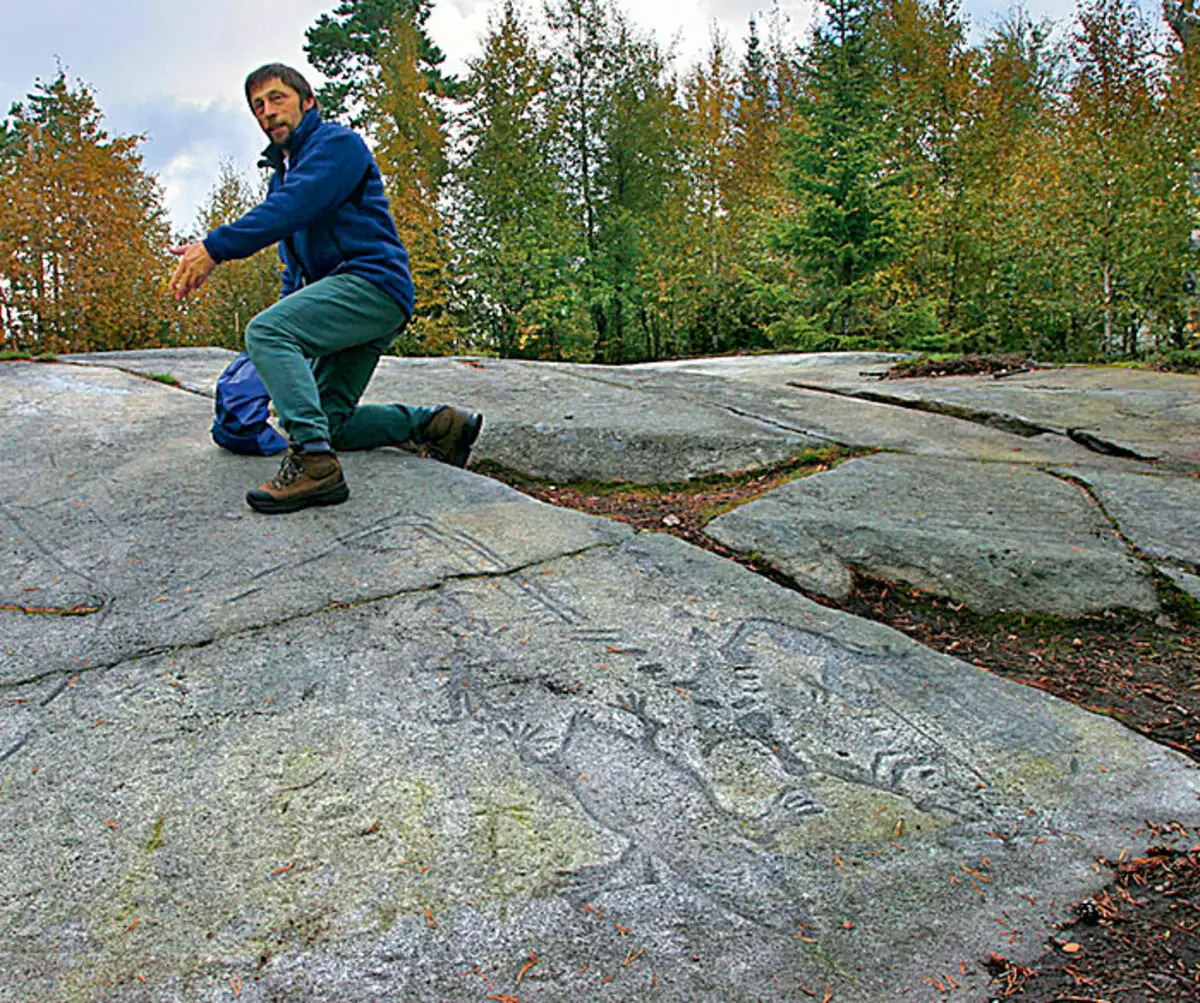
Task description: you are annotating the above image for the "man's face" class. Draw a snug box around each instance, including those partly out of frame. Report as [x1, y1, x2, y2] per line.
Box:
[249, 78, 314, 148]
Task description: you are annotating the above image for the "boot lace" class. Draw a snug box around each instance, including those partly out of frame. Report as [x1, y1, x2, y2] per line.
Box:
[270, 449, 305, 489]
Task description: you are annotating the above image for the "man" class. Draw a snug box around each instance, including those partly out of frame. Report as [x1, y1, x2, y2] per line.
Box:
[169, 63, 481, 514]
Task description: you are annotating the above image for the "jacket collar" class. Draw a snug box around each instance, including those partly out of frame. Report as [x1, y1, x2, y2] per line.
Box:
[257, 107, 323, 172]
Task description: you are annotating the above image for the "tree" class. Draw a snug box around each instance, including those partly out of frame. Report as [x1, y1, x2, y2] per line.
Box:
[177, 160, 281, 349]
[779, 0, 904, 342]
[1164, 0, 1200, 347]
[0, 72, 174, 353]
[544, 0, 684, 362]
[305, 0, 450, 125]
[675, 29, 741, 355]
[724, 16, 805, 351]
[451, 0, 588, 359]
[1059, 0, 1177, 356]
[876, 0, 977, 342]
[590, 19, 683, 362]
[367, 10, 457, 353]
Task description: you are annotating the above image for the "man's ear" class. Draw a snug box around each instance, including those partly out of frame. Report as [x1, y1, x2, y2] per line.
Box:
[303, 96, 316, 113]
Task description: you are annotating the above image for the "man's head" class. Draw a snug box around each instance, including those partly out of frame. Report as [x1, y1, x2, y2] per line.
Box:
[244, 63, 316, 148]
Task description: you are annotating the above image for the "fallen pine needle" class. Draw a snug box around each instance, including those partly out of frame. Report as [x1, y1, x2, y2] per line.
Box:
[487, 995, 519, 1003]
[623, 947, 645, 966]
[125, 917, 139, 932]
[515, 952, 539, 986]
[425, 907, 438, 929]
[272, 863, 294, 876]
[822, 988, 833, 1003]
[228, 973, 242, 997]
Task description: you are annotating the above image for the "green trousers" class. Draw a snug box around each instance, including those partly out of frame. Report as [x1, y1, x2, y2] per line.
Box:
[244, 274, 435, 450]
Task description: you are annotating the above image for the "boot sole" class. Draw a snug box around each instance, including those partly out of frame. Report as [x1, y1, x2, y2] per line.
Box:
[246, 481, 350, 514]
[430, 412, 484, 468]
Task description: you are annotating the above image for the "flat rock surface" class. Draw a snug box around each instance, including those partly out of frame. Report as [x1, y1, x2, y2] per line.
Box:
[1060, 468, 1200, 568]
[2, 356, 1198, 1002]
[774, 363, 1200, 471]
[706, 453, 1159, 615]
[66, 349, 1168, 476]
[63, 351, 819, 484]
[0, 363, 628, 685]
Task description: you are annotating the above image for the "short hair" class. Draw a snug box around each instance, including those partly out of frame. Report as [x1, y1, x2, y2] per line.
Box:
[244, 63, 316, 108]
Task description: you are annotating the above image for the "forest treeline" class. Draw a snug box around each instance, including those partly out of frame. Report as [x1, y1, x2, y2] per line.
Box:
[1, 0, 1198, 364]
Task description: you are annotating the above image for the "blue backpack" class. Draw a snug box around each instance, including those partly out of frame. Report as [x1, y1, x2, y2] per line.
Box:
[211, 352, 288, 456]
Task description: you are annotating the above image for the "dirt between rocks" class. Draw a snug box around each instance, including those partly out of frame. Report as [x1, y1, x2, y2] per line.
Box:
[478, 458, 1200, 1003]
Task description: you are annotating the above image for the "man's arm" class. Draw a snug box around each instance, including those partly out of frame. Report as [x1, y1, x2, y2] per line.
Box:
[204, 129, 371, 265]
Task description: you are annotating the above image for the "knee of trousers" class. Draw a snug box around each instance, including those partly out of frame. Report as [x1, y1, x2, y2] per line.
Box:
[244, 312, 294, 354]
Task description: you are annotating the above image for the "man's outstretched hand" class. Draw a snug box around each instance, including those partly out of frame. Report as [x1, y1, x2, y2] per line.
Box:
[168, 242, 217, 300]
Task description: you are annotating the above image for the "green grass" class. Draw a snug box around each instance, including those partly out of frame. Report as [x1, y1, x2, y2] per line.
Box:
[145, 372, 180, 386]
[0, 350, 57, 362]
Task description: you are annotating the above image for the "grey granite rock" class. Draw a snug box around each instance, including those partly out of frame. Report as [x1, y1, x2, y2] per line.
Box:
[3, 352, 1194, 1002]
[707, 453, 1159, 614]
[1, 533, 1195, 1002]
[1060, 468, 1200, 568]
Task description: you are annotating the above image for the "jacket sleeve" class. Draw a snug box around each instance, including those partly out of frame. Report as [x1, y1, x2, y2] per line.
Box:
[203, 128, 371, 264]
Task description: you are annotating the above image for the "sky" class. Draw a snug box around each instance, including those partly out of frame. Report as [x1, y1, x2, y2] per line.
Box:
[0, 0, 1088, 236]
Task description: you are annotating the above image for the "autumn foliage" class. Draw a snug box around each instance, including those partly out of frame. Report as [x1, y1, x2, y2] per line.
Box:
[2, 0, 1198, 363]
[0, 73, 174, 354]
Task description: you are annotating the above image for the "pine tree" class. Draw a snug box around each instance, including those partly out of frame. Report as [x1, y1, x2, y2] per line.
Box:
[0, 72, 174, 353]
[305, 0, 450, 125]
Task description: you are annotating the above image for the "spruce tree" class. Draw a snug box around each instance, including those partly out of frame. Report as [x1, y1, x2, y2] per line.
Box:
[779, 0, 904, 343]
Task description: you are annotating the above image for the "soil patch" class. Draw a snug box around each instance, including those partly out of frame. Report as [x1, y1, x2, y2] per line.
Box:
[882, 353, 1040, 379]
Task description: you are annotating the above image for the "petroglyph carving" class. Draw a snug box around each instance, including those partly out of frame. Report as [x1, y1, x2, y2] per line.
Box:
[497, 697, 810, 930]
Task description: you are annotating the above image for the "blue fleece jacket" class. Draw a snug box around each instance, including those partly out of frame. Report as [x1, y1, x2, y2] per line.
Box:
[203, 109, 415, 319]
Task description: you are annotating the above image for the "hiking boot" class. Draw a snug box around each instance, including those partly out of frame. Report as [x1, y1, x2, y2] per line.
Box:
[422, 406, 483, 468]
[246, 444, 349, 514]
